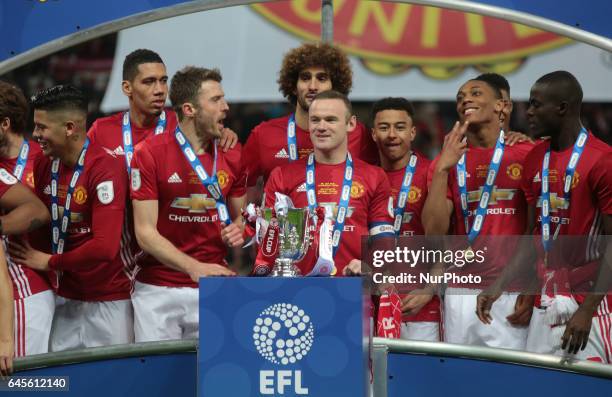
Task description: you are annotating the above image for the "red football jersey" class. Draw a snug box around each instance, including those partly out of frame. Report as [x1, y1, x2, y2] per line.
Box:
[428, 141, 535, 288]
[385, 153, 440, 322]
[87, 110, 179, 156]
[130, 132, 246, 288]
[522, 133, 612, 300]
[264, 157, 394, 275]
[0, 141, 52, 299]
[32, 142, 130, 301]
[87, 110, 178, 279]
[386, 153, 431, 237]
[244, 115, 379, 187]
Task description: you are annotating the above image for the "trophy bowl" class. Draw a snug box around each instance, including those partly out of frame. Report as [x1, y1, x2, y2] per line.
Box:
[269, 207, 313, 277]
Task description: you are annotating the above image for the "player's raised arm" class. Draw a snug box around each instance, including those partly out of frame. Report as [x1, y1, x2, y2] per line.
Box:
[422, 121, 468, 235]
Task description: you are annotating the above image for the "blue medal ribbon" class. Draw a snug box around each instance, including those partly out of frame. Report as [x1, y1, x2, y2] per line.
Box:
[50, 138, 89, 254]
[541, 128, 588, 253]
[305, 153, 353, 257]
[457, 130, 505, 244]
[174, 127, 230, 225]
[13, 139, 30, 181]
[287, 114, 298, 162]
[393, 153, 418, 235]
[122, 110, 166, 174]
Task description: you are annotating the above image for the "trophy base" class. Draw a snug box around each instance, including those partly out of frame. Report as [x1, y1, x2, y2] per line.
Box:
[270, 259, 302, 277]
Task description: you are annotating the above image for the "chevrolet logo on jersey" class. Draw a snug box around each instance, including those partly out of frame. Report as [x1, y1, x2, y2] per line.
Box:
[58, 207, 84, 223]
[536, 193, 569, 212]
[467, 187, 515, 205]
[170, 194, 217, 212]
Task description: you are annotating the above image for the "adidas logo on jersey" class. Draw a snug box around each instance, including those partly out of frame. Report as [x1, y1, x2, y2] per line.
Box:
[275, 148, 289, 159]
[43, 185, 51, 195]
[296, 183, 306, 192]
[113, 146, 125, 156]
[167, 172, 183, 183]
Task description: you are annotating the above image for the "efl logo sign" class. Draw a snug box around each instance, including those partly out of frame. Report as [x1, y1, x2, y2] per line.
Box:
[251, 0, 571, 78]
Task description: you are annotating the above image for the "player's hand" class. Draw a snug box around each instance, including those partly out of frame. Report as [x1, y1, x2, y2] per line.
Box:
[221, 223, 244, 248]
[435, 121, 469, 172]
[343, 259, 364, 276]
[219, 127, 239, 152]
[561, 305, 592, 354]
[506, 293, 534, 326]
[505, 130, 534, 146]
[476, 286, 502, 324]
[401, 287, 434, 316]
[8, 240, 51, 271]
[188, 262, 236, 282]
[0, 337, 14, 378]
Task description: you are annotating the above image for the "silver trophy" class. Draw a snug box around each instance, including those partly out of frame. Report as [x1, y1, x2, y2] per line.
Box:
[269, 208, 314, 277]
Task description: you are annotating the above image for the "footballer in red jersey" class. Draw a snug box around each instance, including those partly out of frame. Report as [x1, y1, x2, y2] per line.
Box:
[370, 97, 440, 341]
[87, 49, 238, 282]
[244, 42, 378, 204]
[10, 85, 133, 352]
[423, 75, 534, 350]
[131, 67, 242, 342]
[264, 91, 394, 276]
[479, 71, 612, 362]
[0, 81, 54, 357]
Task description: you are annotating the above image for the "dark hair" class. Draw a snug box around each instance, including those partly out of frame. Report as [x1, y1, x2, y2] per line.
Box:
[370, 97, 415, 124]
[169, 66, 223, 120]
[312, 90, 352, 119]
[0, 81, 28, 133]
[474, 73, 510, 98]
[278, 42, 352, 104]
[123, 49, 164, 81]
[535, 70, 583, 106]
[468, 75, 503, 99]
[30, 85, 88, 114]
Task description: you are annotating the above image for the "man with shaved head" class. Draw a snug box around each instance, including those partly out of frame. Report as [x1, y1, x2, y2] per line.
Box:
[478, 71, 612, 362]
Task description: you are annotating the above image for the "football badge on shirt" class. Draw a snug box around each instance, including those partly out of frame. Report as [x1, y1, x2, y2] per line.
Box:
[73, 186, 88, 205]
[407, 186, 422, 204]
[506, 163, 523, 180]
[96, 181, 115, 204]
[217, 170, 230, 189]
[350, 181, 365, 199]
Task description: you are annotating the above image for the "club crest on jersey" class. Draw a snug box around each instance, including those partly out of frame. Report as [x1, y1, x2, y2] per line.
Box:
[216, 170, 230, 189]
[131, 168, 141, 191]
[506, 163, 522, 180]
[73, 186, 88, 205]
[350, 181, 365, 199]
[96, 181, 114, 205]
[407, 186, 422, 204]
[0, 168, 17, 185]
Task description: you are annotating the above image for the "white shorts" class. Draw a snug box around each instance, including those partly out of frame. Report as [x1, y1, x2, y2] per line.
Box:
[50, 297, 134, 352]
[400, 321, 440, 342]
[14, 290, 55, 356]
[132, 281, 198, 342]
[526, 306, 612, 363]
[444, 288, 528, 350]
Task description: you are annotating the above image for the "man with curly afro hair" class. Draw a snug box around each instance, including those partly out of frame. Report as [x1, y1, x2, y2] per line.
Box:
[243, 42, 379, 204]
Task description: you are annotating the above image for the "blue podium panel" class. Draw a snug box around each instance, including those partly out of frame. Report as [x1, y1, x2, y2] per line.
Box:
[199, 277, 365, 397]
[387, 353, 611, 397]
[11, 353, 196, 397]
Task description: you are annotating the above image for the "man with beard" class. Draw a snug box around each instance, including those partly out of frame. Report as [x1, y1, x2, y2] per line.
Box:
[87, 49, 238, 281]
[0, 81, 54, 356]
[478, 71, 612, 362]
[11, 85, 133, 351]
[422, 75, 535, 349]
[130, 67, 243, 342]
[370, 97, 440, 341]
[244, 42, 378, 204]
